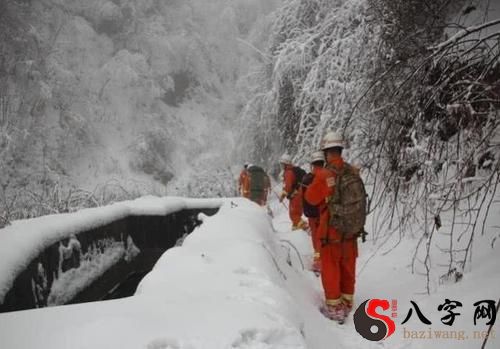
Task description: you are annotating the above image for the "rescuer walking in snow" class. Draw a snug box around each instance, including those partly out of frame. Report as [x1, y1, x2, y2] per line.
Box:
[238, 163, 250, 198]
[245, 164, 271, 206]
[304, 131, 367, 324]
[301, 151, 325, 275]
[279, 154, 308, 230]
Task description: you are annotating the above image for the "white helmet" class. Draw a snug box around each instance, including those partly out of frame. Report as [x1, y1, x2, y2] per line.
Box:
[320, 131, 345, 150]
[279, 153, 292, 165]
[310, 151, 325, 163]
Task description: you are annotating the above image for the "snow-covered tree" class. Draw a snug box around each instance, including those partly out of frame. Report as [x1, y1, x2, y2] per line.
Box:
[239, 0, 500, 288]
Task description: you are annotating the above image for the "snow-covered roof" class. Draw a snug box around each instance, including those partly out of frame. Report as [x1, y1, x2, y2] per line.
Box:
[0, 196, 224, 303]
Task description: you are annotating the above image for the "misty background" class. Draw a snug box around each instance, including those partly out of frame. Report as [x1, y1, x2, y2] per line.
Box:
[1, 0, 499, 279]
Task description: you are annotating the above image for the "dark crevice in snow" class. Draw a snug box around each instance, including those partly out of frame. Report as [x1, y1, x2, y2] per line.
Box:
[0, 206, 218, 313]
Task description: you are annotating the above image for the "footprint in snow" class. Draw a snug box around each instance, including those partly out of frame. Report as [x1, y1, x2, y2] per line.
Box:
[231, 329, 268, 347]
[231, 328, 305, 348]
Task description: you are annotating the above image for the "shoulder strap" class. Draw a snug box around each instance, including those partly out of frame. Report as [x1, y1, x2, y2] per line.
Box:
[326, 163, 349, 204]
[326, 163, 342, 176]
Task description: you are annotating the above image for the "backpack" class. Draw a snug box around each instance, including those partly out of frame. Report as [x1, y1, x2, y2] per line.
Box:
[327, 163, 367, 239]
[301, 172, 319, 218]
[292, 166, 307, 191]
[247, 166, 267, 199]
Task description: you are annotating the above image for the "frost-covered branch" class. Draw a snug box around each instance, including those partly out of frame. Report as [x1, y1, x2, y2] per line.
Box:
[429, 18, 500, 51]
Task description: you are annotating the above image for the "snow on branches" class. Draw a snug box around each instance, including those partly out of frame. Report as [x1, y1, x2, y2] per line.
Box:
[241, 0, 379, 164]
[240, 0, 500, 285]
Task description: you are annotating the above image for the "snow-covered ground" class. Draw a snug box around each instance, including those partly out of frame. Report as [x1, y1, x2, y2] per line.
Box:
[0, 193, 499, 348]
[0, 198, 309, 349]
[271, 189, 500, 349]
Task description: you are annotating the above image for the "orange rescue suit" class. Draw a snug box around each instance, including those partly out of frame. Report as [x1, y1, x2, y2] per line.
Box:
[239, 169, 250, 198]
[304, 155, 358, 306]
[307, 165, 324, 264]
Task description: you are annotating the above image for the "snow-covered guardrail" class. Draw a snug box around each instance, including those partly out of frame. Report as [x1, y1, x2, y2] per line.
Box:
[0, 196, 221, 313]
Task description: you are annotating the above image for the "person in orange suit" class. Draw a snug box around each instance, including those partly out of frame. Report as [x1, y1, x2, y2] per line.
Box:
[238, 163, 250, 198]
[304, 131, 358, 322]
[279, 154, 307, 230]
[301, 151, 325, 275]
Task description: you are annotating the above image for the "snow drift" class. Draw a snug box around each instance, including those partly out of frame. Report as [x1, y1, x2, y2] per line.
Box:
[0, 199, 308, 349]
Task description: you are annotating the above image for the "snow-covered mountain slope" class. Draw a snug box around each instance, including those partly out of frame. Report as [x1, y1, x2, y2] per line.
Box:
[0, 0, 281, 216]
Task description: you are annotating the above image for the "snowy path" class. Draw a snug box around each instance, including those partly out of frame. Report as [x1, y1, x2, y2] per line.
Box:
[269, 199, 383, 349]
[0, 195, 499, 349]
[269, 193, 500, 349]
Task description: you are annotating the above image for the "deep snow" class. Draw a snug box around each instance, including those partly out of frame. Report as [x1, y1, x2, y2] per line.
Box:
[0, 198, 308, 349]
[0, 193, 499, 349]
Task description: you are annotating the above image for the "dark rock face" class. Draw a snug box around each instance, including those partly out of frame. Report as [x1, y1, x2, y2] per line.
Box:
[0, 207, 218, 313]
